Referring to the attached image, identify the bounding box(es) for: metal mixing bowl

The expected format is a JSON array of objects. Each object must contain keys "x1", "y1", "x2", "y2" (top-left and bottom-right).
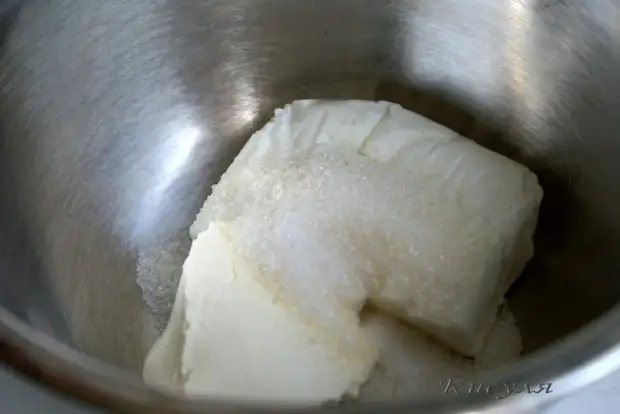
[{"x1": 2, "y1": 0, "x2": 620, "y2": 413}]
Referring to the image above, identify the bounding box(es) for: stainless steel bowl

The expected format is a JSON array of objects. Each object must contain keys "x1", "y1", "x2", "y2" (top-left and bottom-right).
[{"x1": 2, "y1": 0, "x2": 620, "y2": 412}]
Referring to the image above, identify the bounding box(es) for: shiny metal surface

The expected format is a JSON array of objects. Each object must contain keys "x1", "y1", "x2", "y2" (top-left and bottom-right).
[{"x1": 1, "y1": 0, "x2": 620, "y2": 412}]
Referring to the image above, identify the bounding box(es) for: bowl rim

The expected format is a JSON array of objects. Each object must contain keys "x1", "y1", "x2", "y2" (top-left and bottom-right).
[{"x1": 2, "y1": 304, "x2": 620, "y2": 413}]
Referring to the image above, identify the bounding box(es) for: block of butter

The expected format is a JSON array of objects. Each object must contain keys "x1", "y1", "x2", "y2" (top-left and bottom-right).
[
  {"x1": 190, "y1": 100, "x2": 542, "y2": 355},
  {"x1": 144, "y1": 100, "x2": 542, "y2": 403}
]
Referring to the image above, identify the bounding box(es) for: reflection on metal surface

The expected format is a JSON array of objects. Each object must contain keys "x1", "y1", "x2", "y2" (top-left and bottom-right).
[
  {"x1": 1, "y1": 0, "x2": 620, "y2": 413},
  {"x1": 135, "y1": 121, "x2": 204, "y2": 240},
  {"x1": 405, "y1": 0, "x2": 503, "y2": 111},
  {"x1": 506, "y1": 0, "x2": 546, "y2": 153}
]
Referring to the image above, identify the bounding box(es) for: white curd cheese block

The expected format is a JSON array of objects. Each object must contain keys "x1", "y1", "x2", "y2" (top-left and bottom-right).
[
  {"x1": 143, "y1": 221, "x2": 377, "y2": 403},
  {"x1": 189, "y1": 99, "x2": 542, "y2": 355}
]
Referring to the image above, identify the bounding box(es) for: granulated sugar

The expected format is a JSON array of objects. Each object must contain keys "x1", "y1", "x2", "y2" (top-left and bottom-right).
[{"x1": 136, "y1": 233, "x2": 190, "y2": 333}]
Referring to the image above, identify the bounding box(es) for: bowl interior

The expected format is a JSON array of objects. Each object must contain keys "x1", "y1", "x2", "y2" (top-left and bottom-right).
[{"x1": 1, "y1": 0, "x2": 620, "y2": 385}]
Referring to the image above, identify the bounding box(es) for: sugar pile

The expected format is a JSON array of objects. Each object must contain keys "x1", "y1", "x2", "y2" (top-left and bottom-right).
[{"x1": 136, "y1": 234, "x2": 190, "y2": 334}]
